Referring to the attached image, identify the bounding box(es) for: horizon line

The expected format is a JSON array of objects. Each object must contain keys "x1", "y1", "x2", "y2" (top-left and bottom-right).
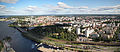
[{"x1": 0, "y1": 14, "x2": 120, "y2": 16}]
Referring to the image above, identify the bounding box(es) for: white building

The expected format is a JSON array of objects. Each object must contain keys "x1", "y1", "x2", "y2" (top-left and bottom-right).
[
  {"x1": 82, "y1": 23, "x2": 90, "y2": 27},
  {"x1": 68, "y1": 27, "x2": 72, "y2": 32},
  {"x1": 102, "y1": 24, "x2": 106, "y2": 27},
  {"x1": 92, "y1": 23, "x2": 96, "y2": 27},
  {"x1": 85, "y1": 28, "x2": 94, "y2": 37},
  {"x1": 76, "y1": 27, "x2": 81, "y2": 35}
]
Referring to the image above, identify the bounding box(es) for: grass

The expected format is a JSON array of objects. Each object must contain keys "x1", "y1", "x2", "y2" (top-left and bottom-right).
[{"x1": 114, "y1": 48, "x2": 120, "y2": 52}]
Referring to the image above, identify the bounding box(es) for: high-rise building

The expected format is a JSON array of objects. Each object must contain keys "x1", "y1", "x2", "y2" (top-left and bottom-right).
[
  {"x1": 85, "y1": 28, "x2": 94, "y2": 37},
  {"x1": 76, "y1": 27, "x2": 80, "y2": 35},
  {"x1": 93, "y1": 23, "x2": 96, "y2": 27}
]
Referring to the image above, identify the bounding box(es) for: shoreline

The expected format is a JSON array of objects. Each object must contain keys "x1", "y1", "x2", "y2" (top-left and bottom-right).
[{"x1": 14, "y1": 27, "x2": 41, "y2": 43}]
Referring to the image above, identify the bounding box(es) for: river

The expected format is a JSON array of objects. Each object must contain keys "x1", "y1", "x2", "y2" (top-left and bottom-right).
[{"x1": 0, "y1": 21, "x2": 39, "y2": 52}]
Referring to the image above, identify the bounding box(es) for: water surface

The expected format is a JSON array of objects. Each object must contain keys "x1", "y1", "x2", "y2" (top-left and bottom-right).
[{"x1": 0, "y1": 21, "x2": 39, "y2": 52}]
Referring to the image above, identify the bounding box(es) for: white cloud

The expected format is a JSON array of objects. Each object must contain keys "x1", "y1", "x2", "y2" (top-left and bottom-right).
[
  {"x1": 24, "y1": 5, "x2": 48, "y2": 15},
  {"x1": 0, "y1": 5, "x2": 7, "y2": 14},
  {"x1": 25, "y1": 5, "x2": 41, "y2": 12},
  {"x1": 37, "y1": 3, "x2": 120, "y2": 14},
  {"x1": 0, "y1": 2, "x2": 120, "y2": 15},
  {"x1": 93, "y1": 5, "x2": 120, "y2": 11},
  {"x1": 57, "y1": 2, "x2": 88, "y2": 9},
  {"x1": 45, "y1": 2, "x2": 88, "y2": 14},
  {"x1": 0, "y1": 0, "x2": 18, "y2": 4},
  {"x1": 0, "y1": 5, "x2": 6, "y2": 9},
  {"x1": 11, "y1": 7, "x2": 15, "y2": 9},
  {"x1": 57, "y1": 2, "x2": 73, "y2": 9},
  {"x1": 77, "y1": 6, "x2": 88, "y2": 9},
  {"x1": 0, "y1": 5, "x2": 20, "y2": 15}
]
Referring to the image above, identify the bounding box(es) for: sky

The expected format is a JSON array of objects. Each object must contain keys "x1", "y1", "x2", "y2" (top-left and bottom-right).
[{"x1": 0, "y1": 0, "x2": 120, "y2": 15}]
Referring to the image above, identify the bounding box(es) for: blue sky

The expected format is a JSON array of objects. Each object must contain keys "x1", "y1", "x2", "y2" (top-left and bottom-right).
[{"x1": 0, "y1": 0, "x2": 120, "y2": 15}]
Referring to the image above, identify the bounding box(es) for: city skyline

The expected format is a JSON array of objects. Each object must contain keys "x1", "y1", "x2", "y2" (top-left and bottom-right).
[{"x1": 0, "y1": 0, "x2": 120, "y2": 15}]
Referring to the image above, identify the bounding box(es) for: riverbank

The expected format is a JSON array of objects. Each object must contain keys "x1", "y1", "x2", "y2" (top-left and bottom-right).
[
  {"x1": 16, "y1": 27, "x2": 120, "y2": 46},
  {"x1": 13, "y1": 27, "x2": 120, "y2": 52},
  {"x1": 0, "y1": 37, "x2": 15, "y2": 52},
  {"x1": 14, "y1": 27, "x2": 41, "y2": 42}
]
